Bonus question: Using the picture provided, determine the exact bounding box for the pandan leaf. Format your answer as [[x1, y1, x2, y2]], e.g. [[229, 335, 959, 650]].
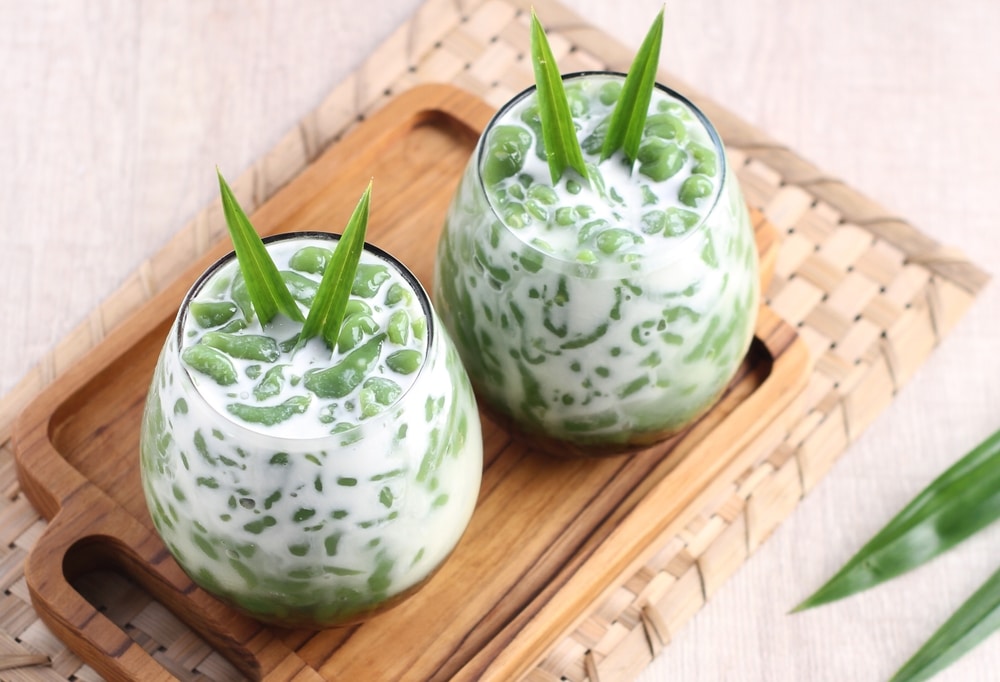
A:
[[299, 180, 372, 350], [794, 428, 1000, 612], [601, 8, 664, 162], [529, 10, 589, 184], [889, 566, 1000, 682], [217, 169, 303, 325]]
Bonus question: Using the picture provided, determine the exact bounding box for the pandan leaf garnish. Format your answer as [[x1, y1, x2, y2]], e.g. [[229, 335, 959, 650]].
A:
[[600, 8, 665, 162], [298, 180, 372, 350], [217, 169, 303, 325], [529, 10, 589, 184]]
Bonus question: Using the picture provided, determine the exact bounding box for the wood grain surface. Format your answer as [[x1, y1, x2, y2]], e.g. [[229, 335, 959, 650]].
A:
[[2, 2, 999, 681]]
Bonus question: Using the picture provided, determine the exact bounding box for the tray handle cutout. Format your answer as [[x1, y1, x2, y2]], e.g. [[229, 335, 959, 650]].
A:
[[25, 487, 319, 681]]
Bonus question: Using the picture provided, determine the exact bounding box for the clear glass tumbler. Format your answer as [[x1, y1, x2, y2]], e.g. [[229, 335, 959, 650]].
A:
[[434, 72, 759, 456], [140, 233, 482, 628]]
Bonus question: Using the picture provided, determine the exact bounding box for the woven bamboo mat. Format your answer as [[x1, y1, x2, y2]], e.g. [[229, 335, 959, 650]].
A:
[[0, 0, 989, 680]]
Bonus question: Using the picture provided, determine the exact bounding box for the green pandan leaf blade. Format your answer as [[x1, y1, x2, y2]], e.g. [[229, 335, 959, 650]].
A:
[[299, 180, 371, 350], [889, 566, 1000, 682], [530, 10, 589, 184], [600, 8, 664, 162], [217, 170, 303, 325], [793, 427, 1000, 612]]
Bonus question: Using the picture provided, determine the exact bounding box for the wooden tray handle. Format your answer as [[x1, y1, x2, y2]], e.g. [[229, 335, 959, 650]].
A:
[[26, 485, 321, 681], [25, 487, 185, 681]]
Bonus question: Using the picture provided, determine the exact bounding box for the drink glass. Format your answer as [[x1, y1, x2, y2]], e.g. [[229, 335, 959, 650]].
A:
[[140, 232, 482, 628], [434, 72, 759, 456]]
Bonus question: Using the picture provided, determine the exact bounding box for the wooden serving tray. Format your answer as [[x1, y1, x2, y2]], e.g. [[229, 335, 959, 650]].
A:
[[12, 84, 809, 681]]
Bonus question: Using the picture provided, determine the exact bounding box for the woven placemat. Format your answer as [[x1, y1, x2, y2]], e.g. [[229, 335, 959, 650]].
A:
[[0, 0, 988, 680]]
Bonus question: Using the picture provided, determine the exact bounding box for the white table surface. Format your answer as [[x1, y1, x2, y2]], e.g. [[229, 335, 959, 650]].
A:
[[3, 1, 999, 680]]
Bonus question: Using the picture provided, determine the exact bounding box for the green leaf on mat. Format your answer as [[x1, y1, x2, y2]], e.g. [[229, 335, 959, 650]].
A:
[[529, 10, 589, 184], [217, 169, 304, 325], [600, 8, 664, 162], [793, 428, 1000, 612], [889, 565, 1000, 682], [298, 180, 372, 350]]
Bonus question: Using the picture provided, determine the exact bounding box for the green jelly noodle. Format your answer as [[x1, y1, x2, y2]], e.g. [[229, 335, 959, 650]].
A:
[[433, 73, 759, 452], [139, 233, 482, 627]]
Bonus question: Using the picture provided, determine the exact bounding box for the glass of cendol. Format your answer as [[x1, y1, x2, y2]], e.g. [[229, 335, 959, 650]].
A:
[[433, 72, 759, 456], [140, 232, 483, 628]]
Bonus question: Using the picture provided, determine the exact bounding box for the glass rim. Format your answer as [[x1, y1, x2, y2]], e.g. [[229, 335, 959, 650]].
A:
[[174, 230, 437, 443], [475, 70, 728, 278]]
